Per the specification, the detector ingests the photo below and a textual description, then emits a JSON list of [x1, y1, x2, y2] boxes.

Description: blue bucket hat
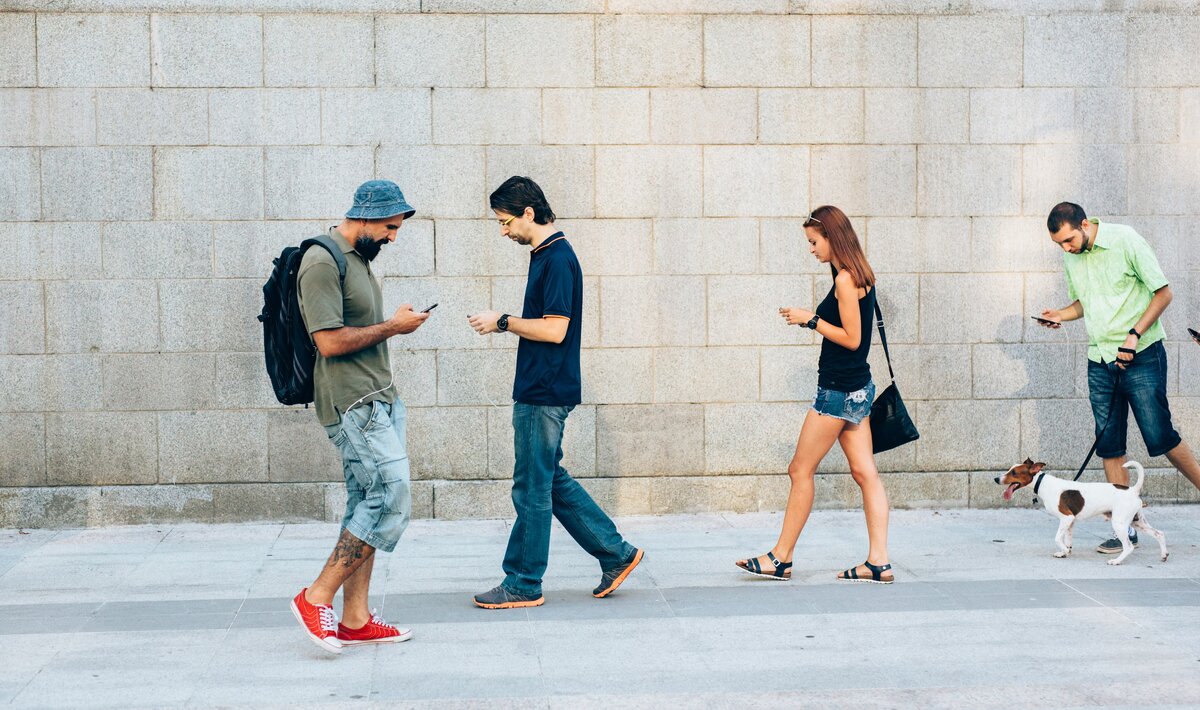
[[345, 180, 416, 220]]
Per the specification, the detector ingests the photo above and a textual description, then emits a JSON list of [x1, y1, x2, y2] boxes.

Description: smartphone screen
[[1031, 316, 1060, 326], [421, 303, 438, 313]]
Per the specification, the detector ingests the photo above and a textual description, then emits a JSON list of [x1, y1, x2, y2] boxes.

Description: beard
[[354, 236, 386, 261]]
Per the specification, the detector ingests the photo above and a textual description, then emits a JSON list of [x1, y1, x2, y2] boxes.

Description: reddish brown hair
[[803, 205, 875, 289]]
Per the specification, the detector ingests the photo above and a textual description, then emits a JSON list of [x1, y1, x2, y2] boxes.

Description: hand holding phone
[[1188, 327, 1200, 345], [1031, 315, 1061, 329], [420, 303, 438, 313]]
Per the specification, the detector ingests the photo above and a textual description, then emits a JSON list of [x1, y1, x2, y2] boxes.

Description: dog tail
[[1123, 460, 1145, 493]]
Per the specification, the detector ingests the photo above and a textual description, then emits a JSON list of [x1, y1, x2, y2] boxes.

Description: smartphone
[[1189, 327, 1200, 345], [1031, 316, 1060, 326], [420, 303, 438, 313]]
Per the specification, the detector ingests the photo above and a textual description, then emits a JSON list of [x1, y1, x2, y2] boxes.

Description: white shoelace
[[368, 609, 395, 630], [318, 605, 338, 632]]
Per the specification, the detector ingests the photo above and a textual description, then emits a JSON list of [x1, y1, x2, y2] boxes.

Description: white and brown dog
[[995, 458, 1168, 565]]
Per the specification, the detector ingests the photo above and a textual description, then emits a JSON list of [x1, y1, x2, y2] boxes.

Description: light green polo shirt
[[297, 228, 395, 426], [1063, 219, 1169, 364]]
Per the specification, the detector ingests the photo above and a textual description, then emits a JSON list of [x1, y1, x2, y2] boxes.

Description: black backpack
[[258, 234, 347, 405]]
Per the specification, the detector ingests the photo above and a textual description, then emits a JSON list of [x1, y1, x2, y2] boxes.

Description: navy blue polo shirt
[[513, 233, 583, 406]]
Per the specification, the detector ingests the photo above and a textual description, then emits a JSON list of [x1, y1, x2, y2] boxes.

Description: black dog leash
[[1032, 368, 1122, 506]]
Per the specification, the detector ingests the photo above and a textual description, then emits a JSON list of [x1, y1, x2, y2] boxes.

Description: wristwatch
[[805, 315, 821, 330], [1128, 327, 1141, 339], [497, 314, 510, 332]]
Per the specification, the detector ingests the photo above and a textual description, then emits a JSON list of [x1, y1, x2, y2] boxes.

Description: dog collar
[[1033, 472, 1045, 495]]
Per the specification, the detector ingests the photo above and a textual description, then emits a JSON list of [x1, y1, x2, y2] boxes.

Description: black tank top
[[815, 280, 875, 391]]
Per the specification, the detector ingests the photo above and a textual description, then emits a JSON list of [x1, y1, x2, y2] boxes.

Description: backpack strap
[[300, 233, 348, 284]]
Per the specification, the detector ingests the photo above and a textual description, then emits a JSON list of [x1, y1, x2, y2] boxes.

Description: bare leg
[[1164, 441, 1200, 492], [837, 418, 890, 571], [306, 528, 376, 608], [1102, 455, 1129, 486], [766, 410, 845, 564], [340, 553, 376, 629]]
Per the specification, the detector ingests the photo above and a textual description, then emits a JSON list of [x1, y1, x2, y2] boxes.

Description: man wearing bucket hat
[[289, 180, 428, 654]]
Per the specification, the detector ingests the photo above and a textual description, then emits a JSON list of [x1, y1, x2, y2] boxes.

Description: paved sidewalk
[[3, 505, 1199, 709]]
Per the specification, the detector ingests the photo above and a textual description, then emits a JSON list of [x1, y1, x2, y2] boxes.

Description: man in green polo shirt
[[1040, 202, 1200, 553]]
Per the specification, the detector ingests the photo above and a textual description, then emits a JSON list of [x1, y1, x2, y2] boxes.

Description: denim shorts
[[324, 399, 412, 553], [813, 380, 876, 425], [1088, 340, 1182, 459]]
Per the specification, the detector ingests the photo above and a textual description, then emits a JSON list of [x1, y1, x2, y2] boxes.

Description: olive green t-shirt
[[297, 229, 395, 426], [1063, 219, 1169, 364]]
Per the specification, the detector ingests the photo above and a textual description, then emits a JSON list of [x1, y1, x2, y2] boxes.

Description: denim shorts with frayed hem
[[813, 381, 876, 425], [324, 399, 412, 553]]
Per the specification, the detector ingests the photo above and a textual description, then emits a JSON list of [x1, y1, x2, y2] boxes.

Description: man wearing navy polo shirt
[[467, 176, 643, 609]]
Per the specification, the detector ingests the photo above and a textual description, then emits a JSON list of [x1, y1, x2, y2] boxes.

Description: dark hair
[[489, 176, 555, 225], [1047, 202, 1087, 233], [803, 205, 875, 289]]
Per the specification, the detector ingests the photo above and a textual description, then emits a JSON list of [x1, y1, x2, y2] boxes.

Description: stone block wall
[[2, 1, 1199, 526]]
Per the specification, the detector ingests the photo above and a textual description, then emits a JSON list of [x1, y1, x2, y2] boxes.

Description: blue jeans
[[502, 402, 635, 596], [324, 399, 412, 553], [1088, 340, 1182, 459]]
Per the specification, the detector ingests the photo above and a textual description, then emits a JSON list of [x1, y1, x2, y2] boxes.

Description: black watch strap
[[498, 314, 510, 332], [1128, 327, 1141, 338]]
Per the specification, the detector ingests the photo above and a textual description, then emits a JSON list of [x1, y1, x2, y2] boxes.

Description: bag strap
[[1072, 369, 1122, 482], [300, 233, 348, 283], [873, 296, 896, 383]]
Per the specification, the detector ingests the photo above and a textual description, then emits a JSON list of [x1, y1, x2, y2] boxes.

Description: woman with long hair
[[736, 205, 894, 584]]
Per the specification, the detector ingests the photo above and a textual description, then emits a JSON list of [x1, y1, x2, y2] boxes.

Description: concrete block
[[211, 220, 324, 278], [812, 16, 916, 87], [865, 217, 970, 274], [103, 221, 211, 280], [970, 89, 1074, 144], [209, 89, 321, 146], [973, 343, 1075, 400], [0, 283, 43, 354], [406, 406, 488, 480], [708, 275, 814, 346], [96, 89, 208, 145], [653, 347, 758, 403], [704, 402, 806, 474], [159, 411, 268, 484], [1127, 145, 1200, 215], [0, 89, 95, 146], [596, 404, 704, 476], [1024, 15, 1125, 88], [434, 219, 527, 277], [1072, 89, 1133, 145], [432, 89, 537, 145], [1021, 271, 1074, 345], [581, 348, 653, 404], [1127, 16, 1200, 87], [488, 404, 596, 479], [919, 274, 1021, 344], [0, 14, 35, 86], [760, 345, 819, 402], [1181, 344, 1200, 397], [213, 483, 325, 523], [37, 14, 148, 87], [543, 89, 649, 145], [437, 349, 517, 406], [324, 89, 431, 145], [42, 147, 154, 221], [486, 15, 593, 88], [159, 279, 261, 352], [598, 275, 707, 347], [0, 223, 101, 281], [212, 353, 279, 410], [704, 146, 808, 218], [0, 355, 102, 413], [971, 217, 1059, 274], [1130, 89, 1180, 144], [425, 0, 600, 10], [45, 280, 158, 354], [917, 16, 1022, 88], [811, 146, 916, 218], [877, 344, 970, 401], [566, 219, 653, 276], [103, 353, 216, 411], [650, 89, 756, 145], [704, 16, 809, 87], [885, 472, 969, 510], [596, 16, 701, 87], [1024, 144, 1127, 218], [264, 15, 372, 88], [1017, 398, 1105, 473], [376, 15, 484, 88], [485, 146, 594, 219], [372, 219, 435, 278], [431, 480, 513, 520], [653, 218, 757, 275], [865, 88, 968, 144], [150, 14, 262, 88], [759, 219, 832, 277], [381, 276, 491, 350], [264, 146, 372, 220], [1183, 89, 1200, 144], [912, 399, 1021, 471], [595, 146, 702, 218], [917, 145, 1021, 217], [642, 474, 793, 515], [45, 412, 157, 486], [0, 150, 38, 220], [386, 347, 439, 408], [155, 147, 261, 220], [873, 273, 918, 344], [0, 413, 44, 486], [378, 145, 485, 219], [758, 89, 863, 144]]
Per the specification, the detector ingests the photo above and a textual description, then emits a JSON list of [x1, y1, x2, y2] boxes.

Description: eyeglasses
[[498, 215, 517, 227]]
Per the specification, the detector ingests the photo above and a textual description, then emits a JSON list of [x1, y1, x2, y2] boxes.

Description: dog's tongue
[[1002, 483, 1018, 501]]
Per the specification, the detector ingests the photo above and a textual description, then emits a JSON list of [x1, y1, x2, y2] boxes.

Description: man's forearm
[[1058, 300, 1084, 321], [316, 322, 396, 358], [506, 316, 567, 344], [1134, 287, 1172, 335]]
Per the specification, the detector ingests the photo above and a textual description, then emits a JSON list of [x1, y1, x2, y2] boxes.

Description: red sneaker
[[337, 610, 412, 646], [290, 588, 342, 654]]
